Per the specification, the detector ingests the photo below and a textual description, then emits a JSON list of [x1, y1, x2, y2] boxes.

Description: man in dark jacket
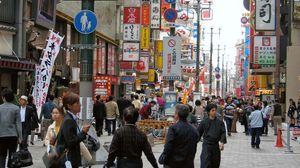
[[117, 94, 132, 126], [159, 104, 199, 168], [198, 103, 227, 168], [93, 95, 107, 136], [19, 95, 37, 150]]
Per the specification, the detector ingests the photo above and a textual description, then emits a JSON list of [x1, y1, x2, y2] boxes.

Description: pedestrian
[[117, 94, 132, 127], [193, 100, 205, 120], [132, 95, 142, 111], [159, 104, 199, 168], [0, 88, 22, 167], [273, 99, 282, 135], [44, 107, 65, 146], [156, 93, 165, 116], [262, 101, 271, 135], [139, 101, 156, 120], [288, 98, 296, 127], [106, 96, 120, 135], [93, 95, 107, 137], [27, 95, 40, 145], [187, 104, 198, 127], [19, 95, 37, 151], [56, 92, 90, 168], [198, 103, 227, 168], [223, 97, 235, 136], [40, 94, 56, 142], [243, 101, 255, 135], [249, 104, 264, 149], [104, 106, 159, 168]]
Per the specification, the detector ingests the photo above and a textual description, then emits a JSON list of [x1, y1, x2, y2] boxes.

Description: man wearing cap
[[19, 95, 36, 150]]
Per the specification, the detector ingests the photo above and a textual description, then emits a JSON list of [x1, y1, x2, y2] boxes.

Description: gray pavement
[[26, 123, 300, 168]]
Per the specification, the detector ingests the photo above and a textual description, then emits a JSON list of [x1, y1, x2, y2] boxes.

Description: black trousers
[[251, 127, 262, 147], [200, 143, 220, 168], [263, 119, 269, 134], [0, 136, 18, 168], [95, 118, 104, 135], [106, 119, 116, 134], [117, 158, 142, 168], [20, 122, 29, 150]]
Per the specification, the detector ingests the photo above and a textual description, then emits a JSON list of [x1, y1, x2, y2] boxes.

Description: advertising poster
[[254, 36, 276, 64], [123, 42, 140, 61], [93, 76, 111, 101], [164, 91, 177, 116], [150, 0, 160, 29], [139, 56, 149, 73]]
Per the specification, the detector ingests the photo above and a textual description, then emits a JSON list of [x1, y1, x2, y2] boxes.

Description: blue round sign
[[215, 67, 220, 72], [164, 8, 178, 22], [74, 10, 97, 34], [164, 0, 176, 4]]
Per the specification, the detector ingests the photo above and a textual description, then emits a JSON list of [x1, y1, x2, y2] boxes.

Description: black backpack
[[9, 150, 33, 168]]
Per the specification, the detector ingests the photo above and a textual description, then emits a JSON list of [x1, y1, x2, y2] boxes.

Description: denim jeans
[[251, 127, 262, 147], [106, 119, 116, 134], [224, 117, 233, 133]]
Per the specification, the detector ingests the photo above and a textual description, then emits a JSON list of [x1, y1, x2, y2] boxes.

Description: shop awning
[[0, 59, 35, 71]]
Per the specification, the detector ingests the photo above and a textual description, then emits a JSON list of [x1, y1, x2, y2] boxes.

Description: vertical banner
[[155, 40, 163, 70], [140, 26, 150, 49], [255, 0, 276, 31], [160, 0, 170, 31], [148, 69, 155, 82], [150, 0, 161, 29], [37, 30, 64, 109], [123, 7, 141, 41], [163, 36, 182, 80], [33, 65, 41, 109], [141, 3, 150, 26]]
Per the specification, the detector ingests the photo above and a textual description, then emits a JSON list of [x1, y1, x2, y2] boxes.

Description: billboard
[[255, 0, 276, 31], [254, 36, 276, 65], [163, 36, 181, 80], [123, 42, 140, 61]]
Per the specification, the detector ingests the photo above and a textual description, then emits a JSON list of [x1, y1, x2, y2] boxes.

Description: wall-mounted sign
[[123, 24, 140, 41], [123, 7, 140, 24], [254, 36, 276, 65], [139, 56, 149, 73], [140, 26, 150, 49], [123, 42, 140, 61], [150, 0, 160, 29], [93, 76, 111, 101], [141, 3, 150, 26], [255, 0, 276, 31]]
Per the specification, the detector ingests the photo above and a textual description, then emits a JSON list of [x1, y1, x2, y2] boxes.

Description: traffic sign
[[215, 67, 220, 72], [164, 0, 176, 4], [215, 73, 221, 79], [164, 8, 178, 22], [74, 10, 97, 34]]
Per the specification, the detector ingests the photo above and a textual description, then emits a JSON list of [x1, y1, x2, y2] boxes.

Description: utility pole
[[195, 0, 201, 92], [274, 0, 281, 99], [216, 44, 220, 97], [225, 60, 228, 95], [168, 2, 176, 91], [80, 0, 95, 119], [209, 27, 213, 95]]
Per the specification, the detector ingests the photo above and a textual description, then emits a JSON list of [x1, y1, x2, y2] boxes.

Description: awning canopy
[[0, 59, 35, 71]]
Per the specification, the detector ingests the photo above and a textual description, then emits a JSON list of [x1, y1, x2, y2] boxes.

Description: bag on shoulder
[[10, 150, 33, 168], [84, 135, 100, 151]]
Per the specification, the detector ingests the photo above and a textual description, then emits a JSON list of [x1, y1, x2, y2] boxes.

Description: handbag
[[158, 152, 167, 165], [80, 142, 92, 163], [9, 150, 33, 168], [42, 145, 57, 168], [84, 135, 100, 151]]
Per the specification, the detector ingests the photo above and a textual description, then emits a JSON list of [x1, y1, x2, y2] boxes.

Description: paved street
[[27, 124, 300, 168]]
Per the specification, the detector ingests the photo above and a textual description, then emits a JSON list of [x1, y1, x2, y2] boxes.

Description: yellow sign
[[135, 79, 141, 90], [148, 69, 155, 82], [255, 89, 274, 96], [140, 26, 150, 49], [155, 40, 163, 70]]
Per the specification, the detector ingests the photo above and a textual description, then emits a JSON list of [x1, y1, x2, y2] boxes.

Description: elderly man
[[159, 104, 199, 168]]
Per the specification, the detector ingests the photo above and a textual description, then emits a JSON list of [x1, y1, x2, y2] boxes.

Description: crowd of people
[[1, 87, 299, 168]]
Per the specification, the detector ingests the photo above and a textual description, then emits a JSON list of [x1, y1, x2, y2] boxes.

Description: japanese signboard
[[123, 7, 140, 24], [254, 36, 276, 65], [163, 36, 181, 80], [123, 24, 140, 41], [141, 3, 150, 25], [164, 91, 177, 116], [119, 61, 133, 70], [140, 26, 150, 49], [150, 0, 161, 29], [255, 0, 276, 31], [35, 30, 64, 109], [148, 69, 155, 82], [93, 76, 111, 101], [161, 0, 170, 31], [155, 40, 163, 70], [139, 56, 149, 73], [123, 42, 140, 61], [33, 65, 41, 109]]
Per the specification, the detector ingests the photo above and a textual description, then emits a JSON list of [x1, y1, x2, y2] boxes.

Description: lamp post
[[195, 0, 201, 92]]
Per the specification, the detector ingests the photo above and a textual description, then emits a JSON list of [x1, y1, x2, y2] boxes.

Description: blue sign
[[215, 67, 220, 72], [163, 8, 177, 22], [164, 0, 176, 4], [74, 10, 97, 34]]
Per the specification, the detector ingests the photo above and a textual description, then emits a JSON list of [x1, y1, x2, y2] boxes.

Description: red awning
[[0, 60, 35, 71]]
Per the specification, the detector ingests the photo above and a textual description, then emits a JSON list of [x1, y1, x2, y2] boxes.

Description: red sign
[[201, 9, 213, 20], [141, 3, 150, 25], [119, 62, 133, 70], [123, 7, 140, 24], [93, 76, 111, 101]]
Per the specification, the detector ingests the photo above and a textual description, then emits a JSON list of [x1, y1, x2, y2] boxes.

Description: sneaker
[[256, 146, 260, 149]]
